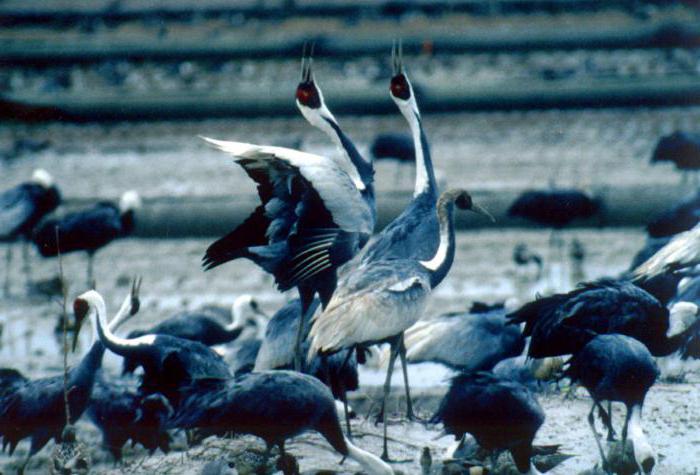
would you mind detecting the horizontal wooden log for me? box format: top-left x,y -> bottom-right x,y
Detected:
3,75 -> 700,122
62,183 -> 695,238
0,1 -> 669,22
1,21 -> 699,65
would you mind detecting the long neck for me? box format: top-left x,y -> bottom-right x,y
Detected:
70,340 -> 106,389
404,109 -> 437,199
419,200 -> 456,287
91,294 -> 153,357
300,103 -> 368,194
344,437 -> 393,475
325,119 -> 374,186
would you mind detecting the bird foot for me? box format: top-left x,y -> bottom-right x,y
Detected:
374,409 -> 385,425
276,453 -> 299,475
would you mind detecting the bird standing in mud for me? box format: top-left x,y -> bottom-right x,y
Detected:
565,334 -> 658,474
0,282 -> 139,473
32,190 -> 140,288
308,189 -> 493,461
0,169 -> 61,295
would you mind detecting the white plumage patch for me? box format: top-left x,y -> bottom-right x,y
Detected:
31,168 -> 54,189
633,224 -> 700,278
119,190 -> 141,213
200,136 -> 372,235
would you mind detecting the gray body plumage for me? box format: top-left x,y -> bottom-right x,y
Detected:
403,304 -> 524,371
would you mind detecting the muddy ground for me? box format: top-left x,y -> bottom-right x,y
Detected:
0,227 -> 699,474
1,96 -> 699,473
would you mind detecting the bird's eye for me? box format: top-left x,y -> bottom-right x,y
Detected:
390,74 -> 411,100
251,301 -> 259,310
296,83 -> 321,109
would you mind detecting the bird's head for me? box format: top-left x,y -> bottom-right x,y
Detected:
443,189 -> 495,222
30,168 -> 54,189
390,41 -> 419,117
231,294 -> 268,328
119,190 -> 142,214
295,43 -> 337,129
667,301 -> 700,337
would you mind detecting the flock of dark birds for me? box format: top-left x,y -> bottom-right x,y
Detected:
1,44 -> 700,475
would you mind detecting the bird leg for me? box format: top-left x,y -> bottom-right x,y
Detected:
376,337 -> 401,425
597,401 -> 616,441
588,401 -> 611,474
338,349 -> 355,439
21,240 -> 32,291
293,289 -> 314,372
398,334 -> 418,421
380,338 -> 400,462
3,245 -> 11,297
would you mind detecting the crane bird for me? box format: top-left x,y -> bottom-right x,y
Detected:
123,295 -> 267,348
507,279 -> 700,358
253,297 -> 359,433
308,189 -> 493,460
200,135 -> 374,371
327,43 -> 446,424
507,189 -> 599,230
288,46 -> 376,370
74,290 -> 231,405
0,169 -> 61,295
32,190 -> 141,288
169,370 -> 393,475
399,301 -> 524,371
565,334 -> 658,474
646,189 -> 700,238
633,223 -> 700,280
651,130 -> 700,182
431,372 -> 546,475
0,282 -> 139,472
87,377 -> 173,460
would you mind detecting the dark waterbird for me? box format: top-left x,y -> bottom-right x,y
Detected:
124,295 -> 266,349
507,279 -> 700,358
0,285 -> 138,472
370,133 -> 414,164
74,290 -> 231,405
87,375 -> 173,460
565,334 -> 658,474
0,169 -> 61,295
33,190 -> 140,288
651,130 -> 700,180
253,297 -> 359,432
431,372 -> 545,475
169,371 -> 393,474
200,142 -> 374,371
508,189 -> 599,229
309,189 -> 493,460
370,132 -> 415,184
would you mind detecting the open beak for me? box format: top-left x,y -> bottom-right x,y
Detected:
470,202 -> 496,223
72,298 -> 89,352
130,276 -> 142,316
300,42 -> 315,84
391,39 -> 404,76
